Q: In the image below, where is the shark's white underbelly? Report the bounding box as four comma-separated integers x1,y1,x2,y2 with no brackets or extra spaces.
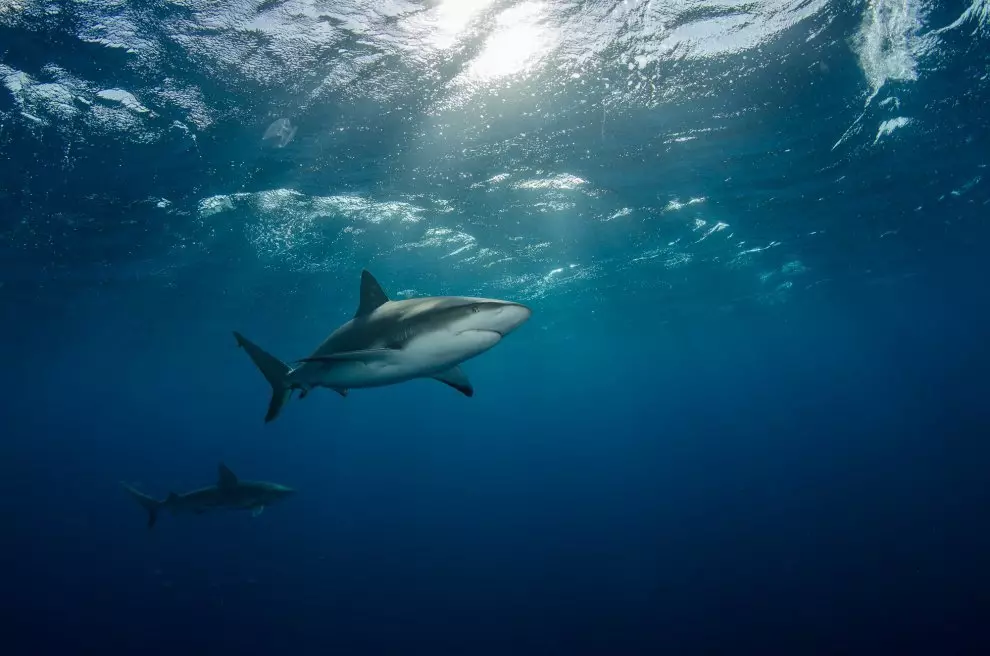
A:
298,330,501,390
310,358,427,389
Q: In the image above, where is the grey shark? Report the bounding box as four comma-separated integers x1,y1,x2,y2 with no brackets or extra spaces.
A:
233,269,532,423
122,463,295,528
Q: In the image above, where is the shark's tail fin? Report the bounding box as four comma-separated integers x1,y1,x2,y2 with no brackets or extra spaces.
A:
233,331,292,423
122,483,162,529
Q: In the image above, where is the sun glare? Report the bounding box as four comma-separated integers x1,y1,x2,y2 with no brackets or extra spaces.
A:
427,0,495,50
464,2,554,81
417,0,556,84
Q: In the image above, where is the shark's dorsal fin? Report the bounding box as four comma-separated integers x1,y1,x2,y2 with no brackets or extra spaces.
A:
218,462,238,488
355,269,389,317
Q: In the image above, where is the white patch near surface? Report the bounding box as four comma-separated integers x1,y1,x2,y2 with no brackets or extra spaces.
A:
96,88,153,114
874,116,913,143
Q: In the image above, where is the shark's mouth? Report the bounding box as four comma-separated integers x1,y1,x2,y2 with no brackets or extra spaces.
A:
458,329,503,338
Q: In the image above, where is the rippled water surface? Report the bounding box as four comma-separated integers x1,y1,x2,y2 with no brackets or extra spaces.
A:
3,0,987,310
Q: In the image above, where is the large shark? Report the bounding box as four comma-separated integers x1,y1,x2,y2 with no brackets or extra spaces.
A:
233,269,532,422
122,463,295,528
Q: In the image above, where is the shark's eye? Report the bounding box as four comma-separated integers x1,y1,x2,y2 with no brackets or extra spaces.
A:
471,304,480,313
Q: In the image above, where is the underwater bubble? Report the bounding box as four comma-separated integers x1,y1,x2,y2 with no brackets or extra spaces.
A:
262,117,297,148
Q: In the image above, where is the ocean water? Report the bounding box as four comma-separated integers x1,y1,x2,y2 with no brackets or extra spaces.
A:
2,0,990,653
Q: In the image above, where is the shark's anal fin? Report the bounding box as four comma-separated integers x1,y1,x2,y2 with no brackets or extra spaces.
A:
297,348,397,364
355,270,390,317
431,365,474,397
218,463,238,488
251,505,265,518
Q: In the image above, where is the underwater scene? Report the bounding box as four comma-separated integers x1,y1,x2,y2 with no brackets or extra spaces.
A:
2,0,989,654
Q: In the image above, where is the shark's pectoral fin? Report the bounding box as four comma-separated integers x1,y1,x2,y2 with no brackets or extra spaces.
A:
296,348,398,364
251,505,265,518
431,366,474,397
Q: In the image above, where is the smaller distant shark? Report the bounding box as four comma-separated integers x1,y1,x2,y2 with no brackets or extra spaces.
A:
122,463,295,529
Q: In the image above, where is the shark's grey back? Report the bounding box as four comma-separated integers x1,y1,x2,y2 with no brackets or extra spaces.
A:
307,272,475,358
177,481,279,506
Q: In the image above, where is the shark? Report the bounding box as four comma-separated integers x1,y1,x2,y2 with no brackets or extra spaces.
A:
233,269,532,423
122,463,295,528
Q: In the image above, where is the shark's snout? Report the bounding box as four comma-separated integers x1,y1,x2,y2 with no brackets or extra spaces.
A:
264,483,296,501
490,302,532,335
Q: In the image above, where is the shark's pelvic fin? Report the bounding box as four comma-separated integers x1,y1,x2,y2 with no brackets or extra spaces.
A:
218,463,238,488
300,387,347,399
431,365,474,397
233,331,292,423
122,483,162,529
296,348,397,364
252,505,265,518
355,269,390,317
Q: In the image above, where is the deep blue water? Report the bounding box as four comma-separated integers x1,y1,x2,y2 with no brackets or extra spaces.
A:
3,1,990,654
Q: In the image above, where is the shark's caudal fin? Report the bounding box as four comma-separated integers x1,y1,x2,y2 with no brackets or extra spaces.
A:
233,331,292,423
122,483,163,529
